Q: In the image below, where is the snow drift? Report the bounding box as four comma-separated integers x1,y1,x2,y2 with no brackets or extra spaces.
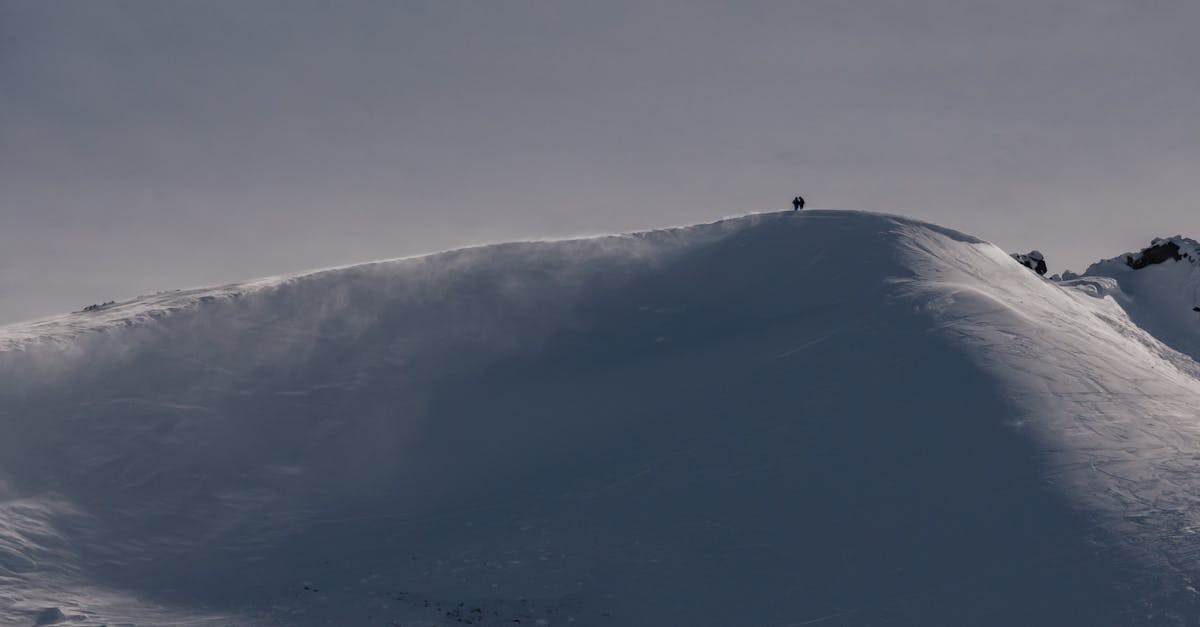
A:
3,210,1200,626
1069,236,1200,364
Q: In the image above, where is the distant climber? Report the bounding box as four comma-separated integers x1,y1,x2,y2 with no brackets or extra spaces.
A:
792,196,805,211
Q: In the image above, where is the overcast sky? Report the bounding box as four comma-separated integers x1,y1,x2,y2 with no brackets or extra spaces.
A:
3,1,1198,324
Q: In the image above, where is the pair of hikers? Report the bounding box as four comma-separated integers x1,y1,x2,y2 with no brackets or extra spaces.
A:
791,196,805,211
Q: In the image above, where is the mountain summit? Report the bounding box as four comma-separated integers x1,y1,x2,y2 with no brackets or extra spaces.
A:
3,210,1200,626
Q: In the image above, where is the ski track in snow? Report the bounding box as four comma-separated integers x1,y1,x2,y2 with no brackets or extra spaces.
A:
2,210,1200,625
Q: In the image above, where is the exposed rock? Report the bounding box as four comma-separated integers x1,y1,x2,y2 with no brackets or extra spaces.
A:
1010,250,1047,276
81,300,116,313
1125,240,1182,269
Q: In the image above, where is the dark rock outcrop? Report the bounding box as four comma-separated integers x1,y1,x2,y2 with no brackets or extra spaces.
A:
81,300,116,313
1011,250,1047,276
1125,241,1182,269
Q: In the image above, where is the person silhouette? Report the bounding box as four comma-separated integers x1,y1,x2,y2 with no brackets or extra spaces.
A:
792,196,805,211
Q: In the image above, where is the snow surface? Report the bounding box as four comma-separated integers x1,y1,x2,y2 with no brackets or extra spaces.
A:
3,210,1200,625
1072,236,1200,364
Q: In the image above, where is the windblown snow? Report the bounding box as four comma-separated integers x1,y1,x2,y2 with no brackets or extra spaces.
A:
3,210,1200,626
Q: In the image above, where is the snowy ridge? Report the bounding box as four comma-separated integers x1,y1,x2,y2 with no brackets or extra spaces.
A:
1067,235,1200,364
3,210,1200,625
0,282,266,351
0,213,765,352
1089,236,1200,271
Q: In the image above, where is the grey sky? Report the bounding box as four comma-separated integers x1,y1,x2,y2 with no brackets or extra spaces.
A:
3,1,1198,324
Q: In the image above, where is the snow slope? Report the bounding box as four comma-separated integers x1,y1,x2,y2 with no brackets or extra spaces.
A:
3,210,1200,626
1070,236,1200,364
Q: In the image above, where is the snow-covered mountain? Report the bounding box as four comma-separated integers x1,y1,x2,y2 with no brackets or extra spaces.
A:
1069,236,1200,364
3,210,1200,626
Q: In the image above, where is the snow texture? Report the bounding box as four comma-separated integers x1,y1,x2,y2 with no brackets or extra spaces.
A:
1078,235,1200,363
2,210,1200,625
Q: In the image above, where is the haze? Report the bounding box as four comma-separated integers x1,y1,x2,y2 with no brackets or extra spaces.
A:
3,1,1198,324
